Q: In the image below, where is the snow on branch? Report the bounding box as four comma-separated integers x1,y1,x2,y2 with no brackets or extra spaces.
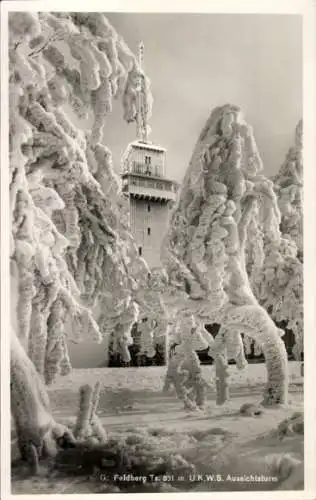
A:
9,12,152,384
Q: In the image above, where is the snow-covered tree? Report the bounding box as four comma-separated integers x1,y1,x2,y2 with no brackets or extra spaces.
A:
9,11,152,466
274,119,303,260
134,267,170,362
162,104,289,406
247,121,303,361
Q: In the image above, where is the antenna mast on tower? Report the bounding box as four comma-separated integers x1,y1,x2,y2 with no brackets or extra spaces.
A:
136,41,148,143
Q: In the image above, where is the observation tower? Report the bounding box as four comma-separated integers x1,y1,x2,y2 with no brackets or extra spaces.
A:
121,42,178,268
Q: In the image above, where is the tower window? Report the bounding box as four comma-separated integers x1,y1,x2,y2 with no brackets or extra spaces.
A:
147,204,151,212
138,246,142,256
147,227,151,236
134,161,142,174
145,156,152,175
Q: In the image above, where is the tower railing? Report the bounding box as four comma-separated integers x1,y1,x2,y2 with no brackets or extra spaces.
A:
132,161,164,177
123,176,176,192
122,178,177,201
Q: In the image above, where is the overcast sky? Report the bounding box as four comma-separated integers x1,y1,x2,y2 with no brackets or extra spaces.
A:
103,13,302,182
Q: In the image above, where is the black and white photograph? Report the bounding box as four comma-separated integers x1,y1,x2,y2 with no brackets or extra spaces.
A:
1,1,315,497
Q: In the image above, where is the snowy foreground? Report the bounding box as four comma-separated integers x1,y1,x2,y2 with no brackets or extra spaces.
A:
12,363,303,494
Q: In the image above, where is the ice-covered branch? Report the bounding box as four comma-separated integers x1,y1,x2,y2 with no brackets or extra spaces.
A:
9,11,153,384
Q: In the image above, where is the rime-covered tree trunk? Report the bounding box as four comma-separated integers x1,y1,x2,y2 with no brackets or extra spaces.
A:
11,328,73,471
221,307,288,405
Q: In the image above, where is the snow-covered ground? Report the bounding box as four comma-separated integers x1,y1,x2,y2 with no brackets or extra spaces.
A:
50,361,303,394
12,362,304,494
